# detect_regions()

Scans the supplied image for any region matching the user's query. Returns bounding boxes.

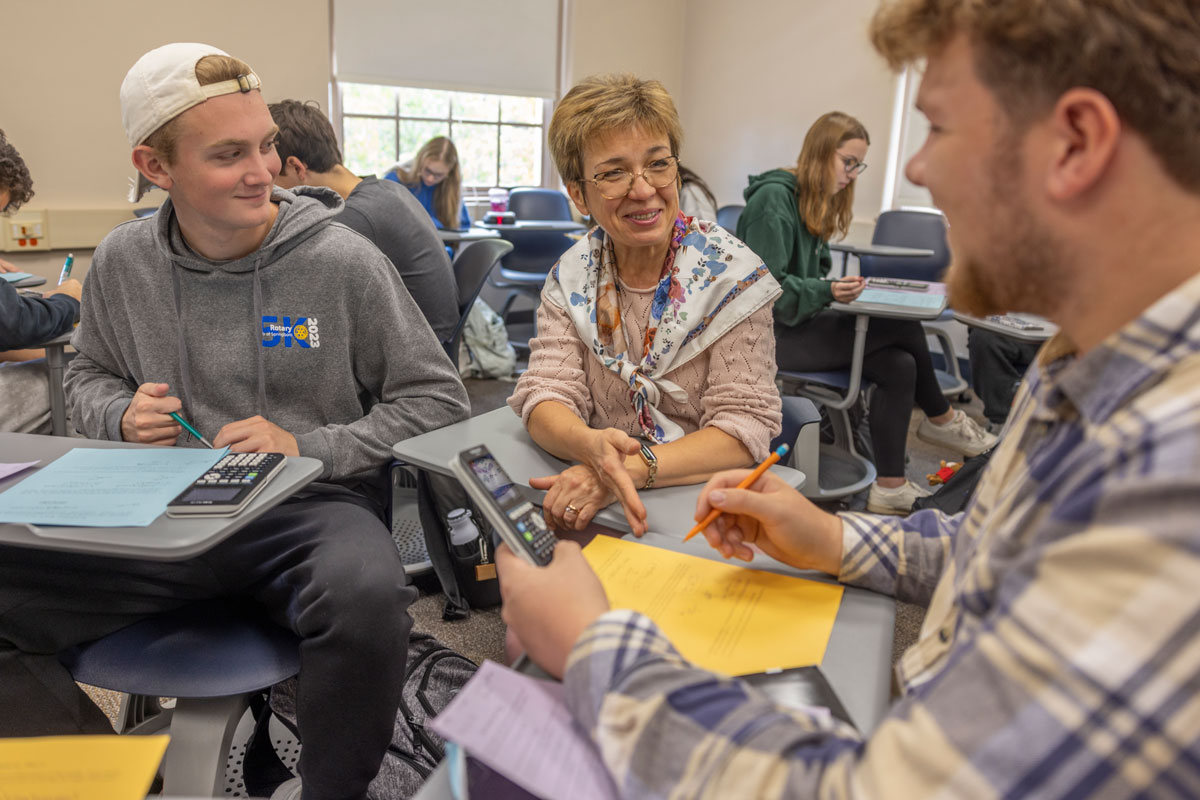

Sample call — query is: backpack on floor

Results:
[911,449,994,515]
[259,632,479,799]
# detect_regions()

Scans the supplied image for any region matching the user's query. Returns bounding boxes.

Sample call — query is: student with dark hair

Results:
[0,43,469,800]
[270,99,458,340]
[0,129,83,433]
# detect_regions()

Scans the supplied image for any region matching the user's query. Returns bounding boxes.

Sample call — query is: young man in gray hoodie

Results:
[0,43,470,800]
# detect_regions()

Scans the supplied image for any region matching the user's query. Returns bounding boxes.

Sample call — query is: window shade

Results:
[334,0,560,98]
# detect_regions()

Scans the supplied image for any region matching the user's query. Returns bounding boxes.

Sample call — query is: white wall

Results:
[1,0,330,212]
[678,0,898,235]
[565,0,687,103]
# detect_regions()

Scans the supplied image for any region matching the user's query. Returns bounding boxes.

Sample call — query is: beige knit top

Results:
[507,278,783,461]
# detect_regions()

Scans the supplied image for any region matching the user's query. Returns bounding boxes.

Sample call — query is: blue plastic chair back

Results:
[858,209,950,280]
[507,188,572,221]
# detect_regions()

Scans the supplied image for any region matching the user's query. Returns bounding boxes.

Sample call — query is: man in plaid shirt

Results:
[497,0,1200,796]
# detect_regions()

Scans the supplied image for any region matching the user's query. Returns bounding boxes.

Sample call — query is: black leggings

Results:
[776,311,951,478]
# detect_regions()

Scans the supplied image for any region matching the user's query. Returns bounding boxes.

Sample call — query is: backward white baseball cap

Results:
[121,43,262,201]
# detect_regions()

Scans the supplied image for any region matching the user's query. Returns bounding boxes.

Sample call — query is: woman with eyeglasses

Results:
[507,73,783,536]
[383,135,471,230]
[738,111,995,514]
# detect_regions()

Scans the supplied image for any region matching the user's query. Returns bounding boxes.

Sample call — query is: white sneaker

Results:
[866,480,933,515]
[271,778,303,800]
[917,409,998,457]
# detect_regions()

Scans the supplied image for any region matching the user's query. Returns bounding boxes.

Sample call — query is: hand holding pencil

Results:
[689,455,845,575]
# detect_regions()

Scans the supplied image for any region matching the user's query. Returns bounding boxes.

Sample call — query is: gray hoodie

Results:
[65,186,469,504]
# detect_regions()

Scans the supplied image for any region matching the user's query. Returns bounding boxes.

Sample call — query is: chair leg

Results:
[115,692,172,735]
[161,694,251,797]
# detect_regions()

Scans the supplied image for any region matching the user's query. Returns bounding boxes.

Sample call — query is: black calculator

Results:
[167,452,287,517]
[450,445,556,566]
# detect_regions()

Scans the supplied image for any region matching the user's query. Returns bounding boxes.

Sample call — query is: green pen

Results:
[169,411,214,448]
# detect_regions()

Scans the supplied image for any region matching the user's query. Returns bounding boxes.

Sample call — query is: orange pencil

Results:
[683,443,789,542]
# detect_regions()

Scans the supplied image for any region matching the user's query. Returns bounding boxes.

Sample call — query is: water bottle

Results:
[446,508,480,546]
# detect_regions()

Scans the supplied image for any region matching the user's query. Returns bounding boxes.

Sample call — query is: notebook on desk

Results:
[1,271,36,283]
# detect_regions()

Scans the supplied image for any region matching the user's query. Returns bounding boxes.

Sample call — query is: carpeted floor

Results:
[82,372,987,724]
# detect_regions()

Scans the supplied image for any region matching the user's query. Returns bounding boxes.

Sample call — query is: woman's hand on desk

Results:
[532,464,615,532]
[214,415,299,457]
[573,428,648,535]
[496,540,610,680]
[695,470,843,575]
[121,382,183,445]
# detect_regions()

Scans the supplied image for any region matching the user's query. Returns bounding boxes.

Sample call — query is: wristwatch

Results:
[638,442,658,490]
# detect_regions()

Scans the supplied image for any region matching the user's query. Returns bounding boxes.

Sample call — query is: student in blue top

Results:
[383,136,471,230]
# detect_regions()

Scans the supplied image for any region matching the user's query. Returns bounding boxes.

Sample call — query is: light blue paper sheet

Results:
[1,272,36,283]
[0,447,229,527]
[855,288,946,309]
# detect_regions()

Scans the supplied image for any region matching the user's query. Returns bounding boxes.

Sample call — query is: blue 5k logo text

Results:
[261,315,321,348]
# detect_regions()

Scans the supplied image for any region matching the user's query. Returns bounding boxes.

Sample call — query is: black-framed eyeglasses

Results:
[582,155,679,199]
[836,152,868,177]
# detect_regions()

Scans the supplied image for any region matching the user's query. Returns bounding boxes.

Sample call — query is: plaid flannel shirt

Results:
[564,270,1200,799]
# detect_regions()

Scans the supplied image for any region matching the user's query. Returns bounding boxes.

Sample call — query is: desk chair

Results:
[716,204,744,232]
[777,313,877,500]
[441,238,514,362]
[488,188,577,325]
[58,601,300,797]
[857,209,969,398]
[770,395,823,485]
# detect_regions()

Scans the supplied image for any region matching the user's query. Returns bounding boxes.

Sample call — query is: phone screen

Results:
[467,454,525,523]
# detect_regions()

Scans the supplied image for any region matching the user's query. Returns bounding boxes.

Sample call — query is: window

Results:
[340,82,545,190]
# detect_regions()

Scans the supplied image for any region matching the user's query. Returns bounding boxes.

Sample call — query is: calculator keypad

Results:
[193,453,284,487]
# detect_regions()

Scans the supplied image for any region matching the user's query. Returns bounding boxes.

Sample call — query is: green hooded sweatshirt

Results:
[736,169,833,327]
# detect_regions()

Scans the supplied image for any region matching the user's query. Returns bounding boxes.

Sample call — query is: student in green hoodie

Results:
[737,111,995,513]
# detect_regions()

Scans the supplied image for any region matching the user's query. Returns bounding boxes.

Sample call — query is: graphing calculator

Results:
[449,445,556,566]
[166,452,287,517]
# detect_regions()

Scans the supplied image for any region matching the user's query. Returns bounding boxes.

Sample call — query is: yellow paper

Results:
[0,735,168,800]
[583,536,843,676]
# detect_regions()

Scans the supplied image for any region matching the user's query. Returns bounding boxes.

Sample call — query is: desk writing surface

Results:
[0,434,321,561]
[952,310,1058,342]
[392,407,806,538]
[395,409,894,732]
[828,241,935,259]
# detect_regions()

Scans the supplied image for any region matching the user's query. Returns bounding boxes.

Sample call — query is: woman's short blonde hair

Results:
[549,74,683,186]
[870,0,1200,193]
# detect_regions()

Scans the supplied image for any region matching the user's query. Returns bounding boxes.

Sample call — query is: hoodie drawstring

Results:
[252,255,268,416]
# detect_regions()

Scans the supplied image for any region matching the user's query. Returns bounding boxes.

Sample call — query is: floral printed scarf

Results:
[543,214,781,442]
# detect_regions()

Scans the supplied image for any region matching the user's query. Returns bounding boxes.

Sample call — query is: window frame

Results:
[338,83,548,192]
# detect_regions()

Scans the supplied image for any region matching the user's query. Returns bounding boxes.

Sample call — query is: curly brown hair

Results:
[0,130,34,213]
[869,0,1200,193]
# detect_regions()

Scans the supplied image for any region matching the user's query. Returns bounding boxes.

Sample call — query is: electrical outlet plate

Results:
[1,210,50,251]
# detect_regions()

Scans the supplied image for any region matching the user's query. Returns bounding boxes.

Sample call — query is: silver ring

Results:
[565,504,580,516]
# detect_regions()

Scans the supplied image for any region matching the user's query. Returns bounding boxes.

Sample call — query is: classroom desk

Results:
[394,408,895,732]
[831,279,949,320]
[10,274,47,289]
[475,220,588,234]
[0,433,322,561]
[392,407,806,536]
[32,330,72,436]
[951,310,1058,342]
[829,241,935,274]
[407,420,897,800]
[436,227,500,257]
